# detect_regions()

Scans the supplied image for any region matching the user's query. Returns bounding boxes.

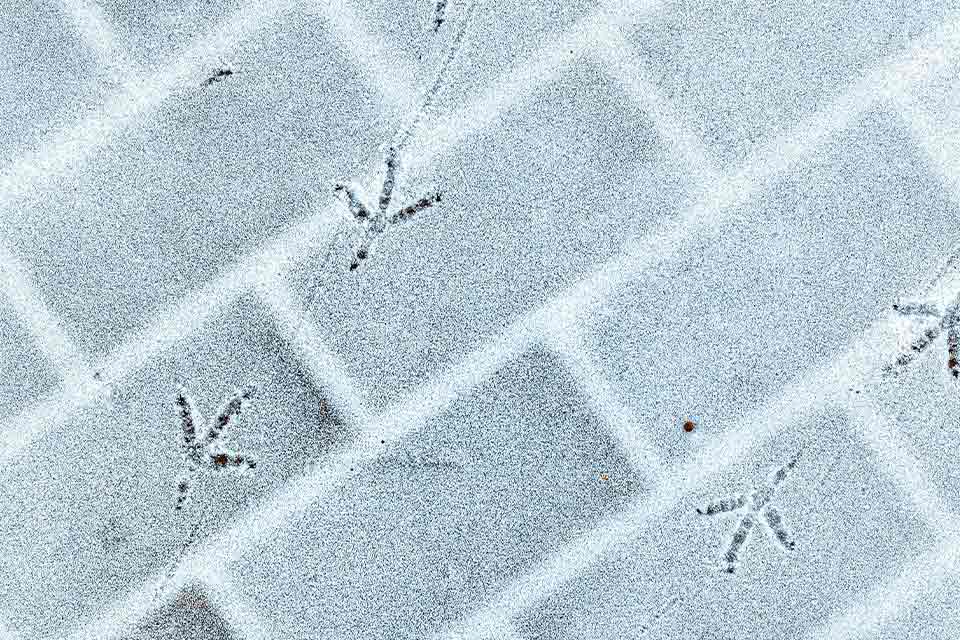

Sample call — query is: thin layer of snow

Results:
[2,0,960,639]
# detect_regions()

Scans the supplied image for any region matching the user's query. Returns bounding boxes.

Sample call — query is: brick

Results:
[579,106,960,474]
[98,0,244,68]
[292,58,692,410]
[132,582,235,640]
[0,298,60,419]
[228,348,642,638]
[626,0,952,165]
[0,1,114,161]
[518,409,938,639]
[3,6,391,357]
[0,294,349,634]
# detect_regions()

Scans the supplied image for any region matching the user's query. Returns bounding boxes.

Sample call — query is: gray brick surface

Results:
[0,299,60,419]
[4,6,391,358]
[229,348,641,638]
[99,0,243,68]
[627,0,953,165]
[131,583,235,640]
[293,58,692,411]
[1,1,959,638]
[581,105,960,474]
[517,408,938,640]
[0,2,114,161]
[0,294,346,636]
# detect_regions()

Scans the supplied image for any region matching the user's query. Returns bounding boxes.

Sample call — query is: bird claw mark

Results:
[432,0,448,32]
[202,67,234,87]
[330,147,442,272]
[175,473,193,511]
[696,494,746,516]
[886,298,960,378]
[206,386,255,445]
[174,385,259,510]
[378,146,399,215]
[892,302,941,317]
[315,1,475,279]
[770,452,799,488]
[762,506,796,551]
[210,451,257,470]
[390,191,442,225]
[334,182,375,221]
[698,454,801,573]
[722,512,756,574]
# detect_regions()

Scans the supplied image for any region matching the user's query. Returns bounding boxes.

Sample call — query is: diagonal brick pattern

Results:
[1,1,960,639]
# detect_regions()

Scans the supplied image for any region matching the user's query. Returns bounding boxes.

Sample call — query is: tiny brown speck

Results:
[683,420,696,433]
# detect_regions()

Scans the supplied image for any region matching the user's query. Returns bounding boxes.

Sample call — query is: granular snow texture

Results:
[1,0,960,639]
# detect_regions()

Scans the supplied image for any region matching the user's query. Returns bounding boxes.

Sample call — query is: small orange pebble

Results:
[683,420,696,433]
